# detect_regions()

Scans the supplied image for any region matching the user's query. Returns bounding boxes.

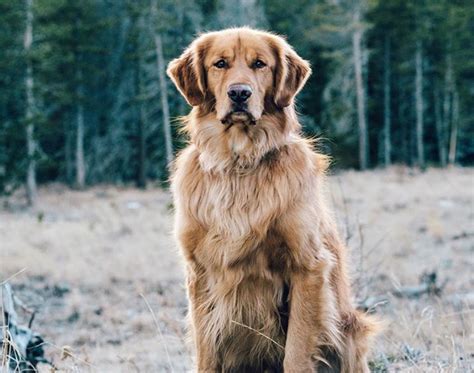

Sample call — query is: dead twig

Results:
[140,293,174,373]
[0,269,27,287]
[336,177,352,244]
[231,320,285,350]
[357,295,389,313]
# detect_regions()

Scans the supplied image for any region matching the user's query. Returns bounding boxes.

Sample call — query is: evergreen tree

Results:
[0,1,25,194]
[0,0,473,201]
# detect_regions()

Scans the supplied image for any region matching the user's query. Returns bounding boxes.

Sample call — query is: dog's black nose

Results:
[227,84,252,104]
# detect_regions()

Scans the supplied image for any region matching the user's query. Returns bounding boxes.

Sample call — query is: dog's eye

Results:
[214,59,227,69]
[253,59,266,69]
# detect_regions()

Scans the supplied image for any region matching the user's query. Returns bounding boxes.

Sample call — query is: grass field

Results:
[1,167,473,372]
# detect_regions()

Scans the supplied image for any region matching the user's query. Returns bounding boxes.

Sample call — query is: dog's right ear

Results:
[267,34,311,109]
[167,44,205,106]
[274,47,311,109]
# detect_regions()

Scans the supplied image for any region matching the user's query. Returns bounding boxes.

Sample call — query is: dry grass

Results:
[1,167,473,372]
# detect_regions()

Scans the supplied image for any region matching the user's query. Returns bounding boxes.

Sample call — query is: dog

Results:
[167,27,377,372]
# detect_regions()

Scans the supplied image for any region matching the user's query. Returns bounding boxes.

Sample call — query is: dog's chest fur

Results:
[187,151,299,367]
[192,155,293,269]
[173,142,316,369]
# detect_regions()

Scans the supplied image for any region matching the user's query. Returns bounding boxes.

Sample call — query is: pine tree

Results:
[35,0,107,186]
[1,0,473,196]
[300,0,373,169]
[0,0,25,194]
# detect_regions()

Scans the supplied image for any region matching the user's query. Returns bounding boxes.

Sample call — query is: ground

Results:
[1,167,473,372]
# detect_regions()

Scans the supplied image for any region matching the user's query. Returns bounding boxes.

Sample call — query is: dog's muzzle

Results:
[221,109,256,126]
[221,84,256,126]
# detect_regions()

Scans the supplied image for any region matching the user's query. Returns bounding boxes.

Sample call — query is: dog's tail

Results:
[339,310,381,373]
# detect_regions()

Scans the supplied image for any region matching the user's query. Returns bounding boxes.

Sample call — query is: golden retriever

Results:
[167,27,377,372]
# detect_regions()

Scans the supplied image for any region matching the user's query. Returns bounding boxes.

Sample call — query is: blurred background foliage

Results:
[0,0,473,201]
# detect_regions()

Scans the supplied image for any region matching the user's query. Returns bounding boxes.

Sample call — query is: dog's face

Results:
[204,31,274,125]
[167,28,311,126]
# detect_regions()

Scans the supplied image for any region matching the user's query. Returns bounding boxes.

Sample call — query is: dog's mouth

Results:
[221,107,256,126]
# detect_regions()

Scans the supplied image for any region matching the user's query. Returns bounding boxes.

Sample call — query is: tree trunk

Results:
[415,39,425,168]
[76,69,85,189]
[443,52,458,166]
[64,119,73,184]
[434,85,447,166]
[352,9,368,170]
[448,86,459,165]
[443,54,452,138]
[151,1,173,168]
[136,14,146,189]
[137,64,146,189]
[24,0,37,206]
[154,34,173,167]
[383,35,391,167]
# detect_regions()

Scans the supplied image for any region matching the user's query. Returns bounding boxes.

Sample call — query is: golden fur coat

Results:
[168,28,377,372]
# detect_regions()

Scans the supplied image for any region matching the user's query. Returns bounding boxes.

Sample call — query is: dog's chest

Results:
[189,169,293,272]
[198,171,284,235]
[185,167,295,367]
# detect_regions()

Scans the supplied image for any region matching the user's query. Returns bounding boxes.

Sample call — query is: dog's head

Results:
[167,28,311,126]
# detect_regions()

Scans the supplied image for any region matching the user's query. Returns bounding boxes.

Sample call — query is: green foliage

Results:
[0,0,472,194]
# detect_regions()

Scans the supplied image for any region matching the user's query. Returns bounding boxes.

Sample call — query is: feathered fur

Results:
[168,27,377,372]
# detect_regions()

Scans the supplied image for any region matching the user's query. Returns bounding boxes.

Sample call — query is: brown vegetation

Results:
[1,167,473,371]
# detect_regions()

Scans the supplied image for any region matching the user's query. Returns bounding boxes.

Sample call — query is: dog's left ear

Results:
[273,43,311,109]
[167,42,206,106]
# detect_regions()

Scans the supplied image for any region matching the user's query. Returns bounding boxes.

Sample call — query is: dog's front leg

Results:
[277,211,341,373]
[176,219,220,371]
[186,266,220,372]
[283,259,339,373]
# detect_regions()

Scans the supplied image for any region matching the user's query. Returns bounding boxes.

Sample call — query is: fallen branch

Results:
[357,295,389,313]
[392,272,446,298]
[357,271,447,312]
[1,283,53,371]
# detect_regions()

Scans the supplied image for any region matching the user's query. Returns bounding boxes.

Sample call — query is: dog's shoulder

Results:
[280,136,329,177]
[174,143,200,169]
[170,145,201,191]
